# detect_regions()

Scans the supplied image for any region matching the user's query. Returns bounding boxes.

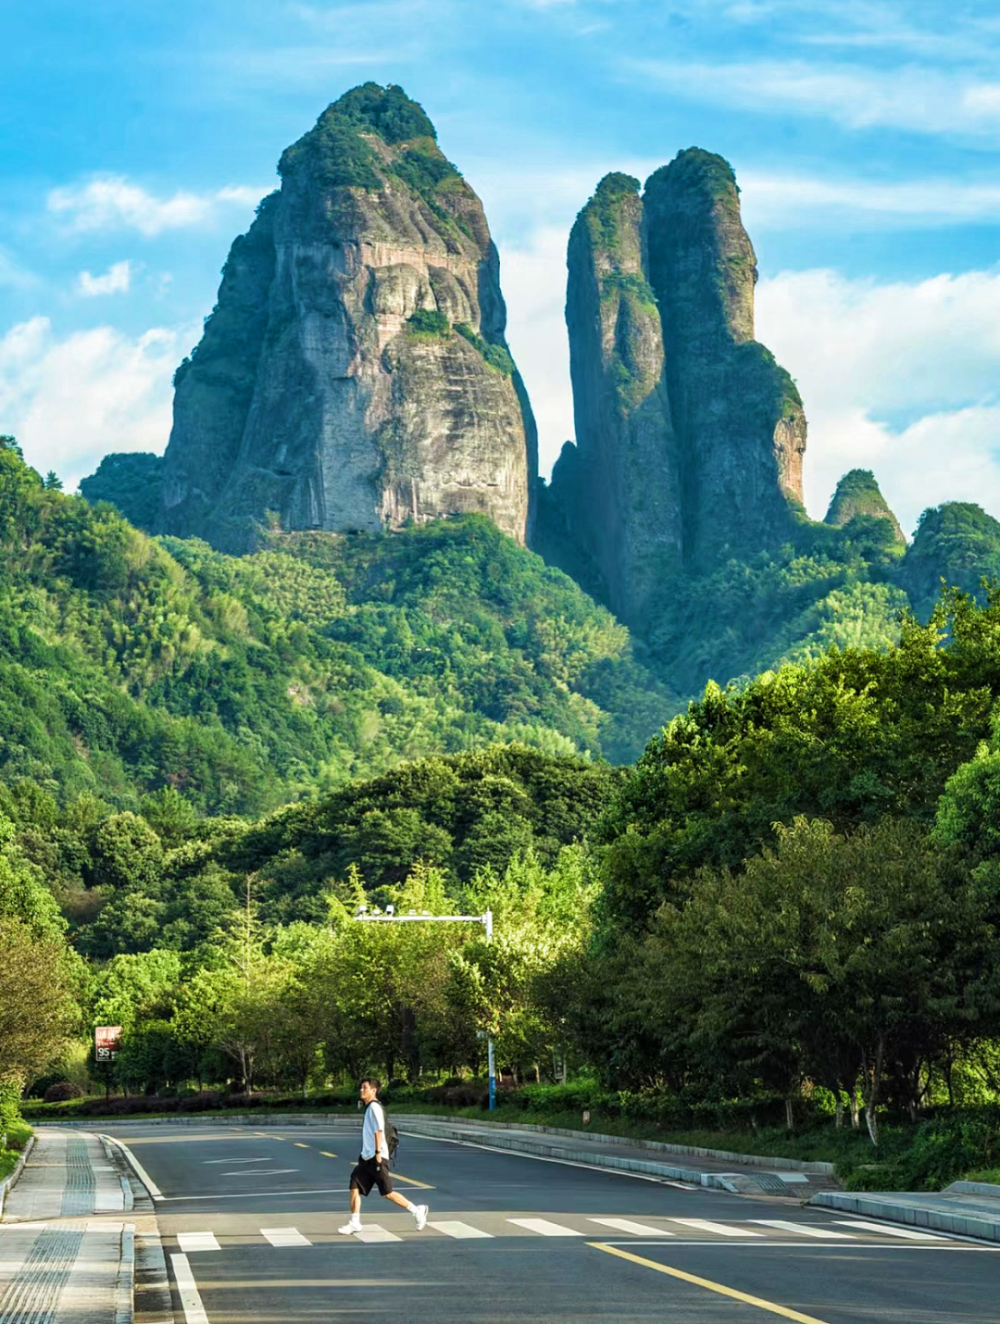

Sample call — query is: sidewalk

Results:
[812,1180,1000,1243]
[0,1127,138,1323]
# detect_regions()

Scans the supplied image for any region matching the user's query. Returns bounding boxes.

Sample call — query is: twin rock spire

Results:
[161,84,807,622]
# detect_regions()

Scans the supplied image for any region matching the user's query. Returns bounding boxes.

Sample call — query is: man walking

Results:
[339,1077,428,1235]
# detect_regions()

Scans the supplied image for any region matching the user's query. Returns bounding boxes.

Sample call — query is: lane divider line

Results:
[320,1151,338,1158]
[588,1243,834,1324]
[171,1252,210,1324]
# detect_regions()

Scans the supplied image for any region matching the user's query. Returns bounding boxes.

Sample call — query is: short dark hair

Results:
[360,1076,381,1094]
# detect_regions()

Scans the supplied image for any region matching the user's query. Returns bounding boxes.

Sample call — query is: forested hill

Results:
[0,438,670,814]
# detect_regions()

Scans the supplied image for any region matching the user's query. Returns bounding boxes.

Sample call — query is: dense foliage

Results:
[0,442,669,813]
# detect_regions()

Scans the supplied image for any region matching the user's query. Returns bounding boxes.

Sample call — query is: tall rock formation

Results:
[824,469,905,547]
[560,173,682,622]
[644,149,806,567]
[161,83,536,550]
[544,147,807,613]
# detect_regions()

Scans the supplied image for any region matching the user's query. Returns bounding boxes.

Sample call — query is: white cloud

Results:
[76,260,132,297]
[627,57,1000,137]
[47,177,266,237]
[0,317,188,489]
[741,172,1000,230]
[756,267,1000,535]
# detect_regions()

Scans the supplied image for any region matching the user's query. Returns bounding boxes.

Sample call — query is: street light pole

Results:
[355,906,497,1111]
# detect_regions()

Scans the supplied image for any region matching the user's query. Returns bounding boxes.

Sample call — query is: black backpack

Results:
[369,1100,400,1167]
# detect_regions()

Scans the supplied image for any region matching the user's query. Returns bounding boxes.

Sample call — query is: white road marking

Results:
[261,1227,312,1247]
[428,1221,494,1239]
[353,1224,402,1243]
[508,1218,583,1237]
[157,1186,350,1202]
[108,1137,162,1199]
[222,1168,298,1177]
[177,1232,221,1253]
[203,1157,272,1165]
[172,1252,209,1324]
[588,1218,676,1237]
[751,1221,855,1239]
[834,1220,948,1241]
[670,1219,764,1237]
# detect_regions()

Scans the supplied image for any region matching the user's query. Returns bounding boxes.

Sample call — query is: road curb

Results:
[810,1190,1000,1242]
[115,1222,135,1324]
[0,1134,35,1219]
[104,1136,174,1323]
[40,1113,833,1174]
[399,1120,763,1188]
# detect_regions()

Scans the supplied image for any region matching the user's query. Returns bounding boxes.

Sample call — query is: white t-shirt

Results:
[362,1100,388,1161]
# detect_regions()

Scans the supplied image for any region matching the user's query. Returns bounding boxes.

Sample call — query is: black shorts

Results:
[349,1155,393,1196]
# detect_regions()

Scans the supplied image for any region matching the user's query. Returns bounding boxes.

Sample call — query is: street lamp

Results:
[355,907,497,1110]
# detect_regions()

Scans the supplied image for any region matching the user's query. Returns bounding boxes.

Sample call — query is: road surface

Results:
[104,1120,1000,1324]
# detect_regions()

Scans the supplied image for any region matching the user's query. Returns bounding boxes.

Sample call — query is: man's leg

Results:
[339,1165,367,1234]
[382,1186,429,1230]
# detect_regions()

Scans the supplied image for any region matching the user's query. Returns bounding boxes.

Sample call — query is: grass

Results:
[0,1120,33,1183]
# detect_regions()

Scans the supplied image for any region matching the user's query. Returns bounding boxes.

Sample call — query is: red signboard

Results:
[94,1025,122,1062]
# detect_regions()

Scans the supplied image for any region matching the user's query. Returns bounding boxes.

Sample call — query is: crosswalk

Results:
[169,1215,951,1249]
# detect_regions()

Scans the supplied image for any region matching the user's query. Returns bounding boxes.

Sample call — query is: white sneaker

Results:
[338,1219,362,1235]
[413,1204,428,1231]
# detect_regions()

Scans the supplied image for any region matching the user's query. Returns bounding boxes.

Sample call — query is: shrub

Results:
[407,309,450,337]
[43,1080,85,1103]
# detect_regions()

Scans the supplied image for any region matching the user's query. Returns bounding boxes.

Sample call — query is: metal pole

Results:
[355,907,498,1110]
[484,909,496,1112]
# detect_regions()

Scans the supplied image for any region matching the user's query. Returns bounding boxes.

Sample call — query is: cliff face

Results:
[561,174,682,622]
[643,149,806,567]
[545,148,807,600]
[161,83,535,550]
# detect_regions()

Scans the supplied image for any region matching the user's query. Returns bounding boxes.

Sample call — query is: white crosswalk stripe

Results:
[669,1219,763,1237]
[588,1218,676,1237]
[834,1220,948,1241]
[508,1218,583,1237]
[429,1221,494,1239]
[261,1227,312,1247]
[751,1220,854,1239]
[354,1224,402,1243]
[177,1232,221,1253]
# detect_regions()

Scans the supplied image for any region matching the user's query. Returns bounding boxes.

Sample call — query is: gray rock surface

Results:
[560,173,683,625]
[545,148,808,600]
[161,84,535,550]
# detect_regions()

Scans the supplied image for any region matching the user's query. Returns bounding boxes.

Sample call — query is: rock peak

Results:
[160,85,535,551]
[825,469,905,546]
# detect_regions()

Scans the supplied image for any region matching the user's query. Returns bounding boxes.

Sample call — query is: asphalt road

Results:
[105,1120,1000,1324]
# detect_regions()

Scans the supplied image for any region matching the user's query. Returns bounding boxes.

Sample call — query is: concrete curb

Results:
[106,1136,174,1323]
[810,1190,1000,1243]
[39,1111,833,1175]
[0,1134,35,1219]
[399,1119,792,1190]
[946,1179,1000,1198]
[115,1222,135,1324]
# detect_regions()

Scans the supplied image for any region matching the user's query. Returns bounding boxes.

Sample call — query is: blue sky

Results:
[2,0,1000,535]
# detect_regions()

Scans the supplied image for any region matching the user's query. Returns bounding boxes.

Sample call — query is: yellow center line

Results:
[320,1151,337,1158]
[293,1143,311,1149]
[588,1243,833,1324]
[390,1172,435,1190]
